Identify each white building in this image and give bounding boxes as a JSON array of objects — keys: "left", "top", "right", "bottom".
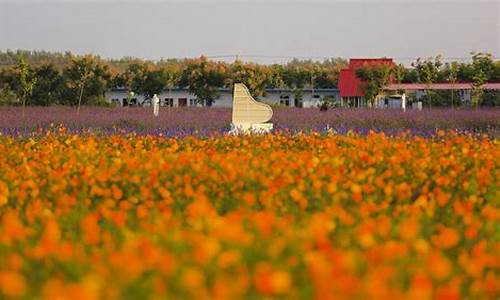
[{"left": 105, "top": 87, "right": 339, "bottom": 108}]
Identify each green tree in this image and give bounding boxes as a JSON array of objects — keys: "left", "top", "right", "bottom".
[
  {"left": 470, "top": 52, "right": 494, "bottom": 108},
  {"left": 0, "top": 67, "right": 20, "bottom": 104},
  {"left": 412, "top": 56, "right": 442, "bottom": 107},
  {"left": 63, "top": 56, "right": 111, "bottom": 112},
  {"left": 356, "top": 64, "right": 393, "bottom": 107},
  {"left": 179, "top": 57, "right": 226, "bottom": 106},
  {"left": 493, "top": 60, "right": 500, "bottom": 82},
  {"left": 164, "top": 65, "right": 181, "bottom": 92},
  {"left": 392, "top": 64, "right": 406, "bottom": 94},
  {"left": 282, "top": 66, "right": 310, "bottom": 107},
  {"left": 443, "top": 62, "right": 459, "bottom": 108},
  {"left": 16, "top": 56, "right": 37, "bottom": 116},
  {"left": 31, "top": 64, "right": 64, "bottom": 106},
  {"left": 225, "top": 60, "right": 269, "bottom": 98},
  {"left": 265, "top": 65, "right": 286, "bottom": 89},
  {"left": 0, "top": 87, "right": 17, "bottom": 106},
  {"left": 125, "top": 63, "right": 167, "bottom": 103}
]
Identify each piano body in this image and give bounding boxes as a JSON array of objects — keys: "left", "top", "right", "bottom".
[{"left": 231, "top": 83, "right": 273, "bottom": 133}]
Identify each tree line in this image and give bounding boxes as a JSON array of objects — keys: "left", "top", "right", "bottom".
[
  {"left": 356, "top": 53, "right": 499, "bottom": 107},
  {"left": 0, "top": 50, "right": 346, "bottom": 108},
  {"left": 0, "top": 50, "right": 498, "bottom": 108}
]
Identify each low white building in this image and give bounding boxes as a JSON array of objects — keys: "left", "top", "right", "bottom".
[{"left": 105, "top": 87, "right": 339, "bottom": 108}]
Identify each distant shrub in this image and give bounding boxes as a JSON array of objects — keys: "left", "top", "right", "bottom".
[{"left": 0, "top": 88, "right": 18, "bottom": 106}]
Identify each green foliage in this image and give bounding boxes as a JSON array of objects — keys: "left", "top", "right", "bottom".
[
  {"left": 439, "top": 62, "right": 460, "bottom": 108},
  {"left": 0, "top": 50, "right": 497, "bottom": 107},
  {"left": 179, "top": 57, "right": 226, "bottom": 105},
  {"left": 420, "top": 90, "right": 458, "bottom": 107},
  {"left": 0, "top": 88, "right": 18, "bottom": 106},
  {"left": 225, "top": 60, "right": 269, "bottom": 98},
  {"left": 318, "top": 95, "right": 337, "bottom": 108},
  {"left": 412, "top": 56, "right": 443, "bottom": 107},
  {"left": 470, "top": 52, "right": 494, "bottom": 108},
  {"left": 356, "top": 64, "right": 393, "bottom": 107},
  {"left": 481, "top": 90, "right": 500, "bottom": 106},
  {"left": 62, "top": 56, "right": 111, "bottom": 112},
  {"left": 0, "top": 50, "right": 73, "bottom": 70},
  {"left": 121, "top": 63, "right": 168, "bottom": 101},
  {"left": 31, "top": 64, "right": 64, "bottom": 106},
  {"left": 16, "top": 56, "right": 38, "bottom": 115},
  {"left": 88, "top": 95, "right": 113, "bottom": 107}
]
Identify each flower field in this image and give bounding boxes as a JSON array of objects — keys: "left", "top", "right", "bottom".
[
  {"left": 0, "top": 131, "right": 498, "bottom": 299},
  {"left": 0, "top": 107, "right": 499, "bottom": 137}
]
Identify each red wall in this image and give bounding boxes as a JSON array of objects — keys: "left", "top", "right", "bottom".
[{"left": 339, "top": 58, "right": 395, "bottom": 97}]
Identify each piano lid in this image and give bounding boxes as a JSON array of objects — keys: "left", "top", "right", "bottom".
[{"left": 232, "top": 83, "right": 273, "bottom": 124}]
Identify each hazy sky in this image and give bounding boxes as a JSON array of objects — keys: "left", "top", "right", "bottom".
[{"left": 0, "top": 0, "right": 498, "bottom": 63}]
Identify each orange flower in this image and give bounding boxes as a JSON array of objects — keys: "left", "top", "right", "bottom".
[
  {"left": 81, "top": 214, "right": 100, "bottom": 245},
  {"left": 427, "top": 251, "right": 452, "bottom": 280},
  {"left": 181, "top": 267, "right": 205, "bottom": 290},
  {"left": 1, "top": 211, "right": 29, "bottom": 245},
  {"left": 433, "top": 227, "right": 460, "bottom": 249},
  {"left": 0, "top": 181, "right": 9, "bottom": 206},
  {"left": 254, "top": 263, "right": 291, "bottom": 296},
  {"left": 399, "top": 217, "right": 420, "bottom": 241},
  {"left": 0, "top": 271, "right": 26, "bottom": 298}
]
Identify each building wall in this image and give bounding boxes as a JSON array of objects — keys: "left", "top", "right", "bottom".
[
  {"left": 105, "top": 89, "right": 339, "bottom": 108},
  {"left": 415, "top": 89, "right": 471, "bottom": 103}
]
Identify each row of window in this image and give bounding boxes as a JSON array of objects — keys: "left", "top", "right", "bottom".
[
  {"left": 341, "top": 96, "right": 367, "bottom": 108},
  {"left": 111, "top": 95, "right": 325, "bottom": 107},
  {"left": 279, "top": 95, "right": 321, "bottom": 107},
  {"left": 111, "top": 98, "right": 209, "bottom": 107}
]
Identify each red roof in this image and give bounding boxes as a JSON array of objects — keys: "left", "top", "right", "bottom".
[
  {"left": 348, "top": 58, "right": 395, "bottom": 69},
  {"left": 339, "top": 58, "right": 396, "bottom": 97},
  {"left": 386, "top": 83, "right": 500, "bottom": 90}
]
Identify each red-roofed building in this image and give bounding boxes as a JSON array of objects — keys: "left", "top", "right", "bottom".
[{"left": 338, "top": 58, "right": 396, "bottom": 107}]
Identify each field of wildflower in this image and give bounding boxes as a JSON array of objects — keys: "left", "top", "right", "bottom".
[
  {"left": 1, "top": 107, "right": 499, "bottom": 137},
  {"left": 0, "top": 127, "right": 498, "bottom": 299}
]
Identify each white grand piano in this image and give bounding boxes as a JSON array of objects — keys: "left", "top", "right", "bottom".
[{"left": 230, "top": 83, "right": 273, "bottom": 134}]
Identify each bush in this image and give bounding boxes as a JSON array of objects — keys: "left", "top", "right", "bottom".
[
  {"left": 481, "top": 90, "right": 499, "bottom": 106},
  {"left": 88, "top": 95, "right": 113, "bottom": 107},
  {"left": 0, "top": 88, "right": 19, "bottom": 106}
]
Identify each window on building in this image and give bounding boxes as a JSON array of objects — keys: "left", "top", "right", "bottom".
[
  {"left": 189, "top": 99, "right": 197, "bottom": 106},
  {"left": 163, "top": 98, "right": 174, "bottom": 107},
  {"left": 294, "top": 98, "right": 303, "bottom": 108},
  {"left": 313, "top": 94, "right": 320, "bottom": 99},
  {"left": 280, "top": 95, "right": 290, "bottom": 106}
]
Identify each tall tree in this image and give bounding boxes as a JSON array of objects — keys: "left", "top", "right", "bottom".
[
  {"left": 412, "top": 56, "right": 442, "bottom": 108},
  {"left": 392, "top": 64, "right": 406, "bottom": 94},
  {"left": 445, "top": 62, "right": 459, "bottom": 108},
  {"left": 179, "top": 57, "right": 226, "bottom": 106},
  {"left": 281, "top": 66, "right": 310, "bottom": 106},
  {"left": 126, "top": 63, "right": 168, "bottom": 102},
  {"left": 470, "top": 52, "right": 494, "bottom": 108},
  {"left": 15, "top": 56, "right": 37, "bottom": 116},
  {"left": 225, "top": 60, "right": 269, "bottom": 98},
  {"left": 63, "top": 56, "right": 111, "bottom": 112},
  {"left": 356, "top": 64, "right": 393, "bottom": 107},
  {"left": 31, "top": 64, "right": 64, "bottom": 106}
]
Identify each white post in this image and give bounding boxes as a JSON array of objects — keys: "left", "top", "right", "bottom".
[
  {"left": 153, "top": 94, "right": 159, "bottom": 117},
  {"left": 402, "top": 93, "right": 406, "bottom": 112}
]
